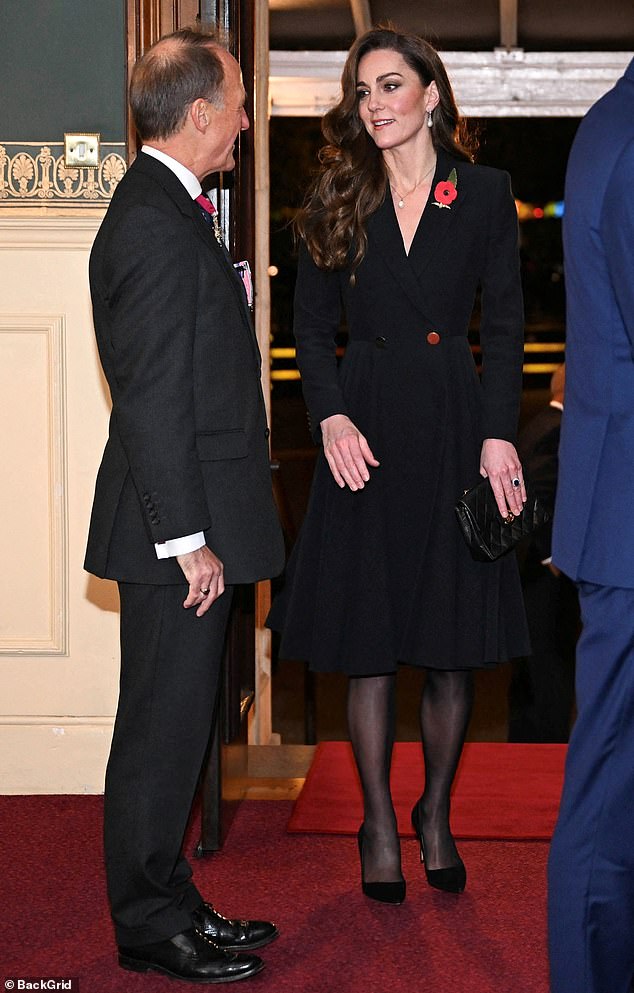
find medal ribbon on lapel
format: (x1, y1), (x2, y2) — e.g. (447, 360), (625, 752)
(195, 193), (223, 244)
(234, 260), (254, 309)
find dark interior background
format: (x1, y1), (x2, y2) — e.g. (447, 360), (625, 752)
(269, 0), (634, 52)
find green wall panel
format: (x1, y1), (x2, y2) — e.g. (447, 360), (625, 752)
(0, 0), (126, 142)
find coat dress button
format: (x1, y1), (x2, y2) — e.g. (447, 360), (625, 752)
(426, 331), (441, 345)
(264, 427), (270, 439)
(375, 336), (387, 349)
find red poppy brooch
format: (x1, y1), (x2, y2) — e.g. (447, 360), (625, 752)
(433, 168), (458, 209)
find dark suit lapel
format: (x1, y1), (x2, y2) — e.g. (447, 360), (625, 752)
(192, 206), (257, 335)
(369, 149), (469, 323)
(133, 154), (260, 365)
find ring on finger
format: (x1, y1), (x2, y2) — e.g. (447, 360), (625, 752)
(511, 477), (521, 488)
(200, 587), (211, 596)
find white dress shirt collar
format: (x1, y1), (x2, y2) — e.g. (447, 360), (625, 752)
(141, 145), (202, 200)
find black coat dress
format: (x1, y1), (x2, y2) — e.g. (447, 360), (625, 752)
(268, 150), (530, 675)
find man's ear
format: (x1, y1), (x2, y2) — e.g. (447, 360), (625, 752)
(191, 98), (210, 133)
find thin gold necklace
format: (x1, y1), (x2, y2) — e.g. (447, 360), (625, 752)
(390, 159), (437, 209)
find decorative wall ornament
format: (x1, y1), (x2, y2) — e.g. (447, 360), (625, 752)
(0, 142), (126, 207)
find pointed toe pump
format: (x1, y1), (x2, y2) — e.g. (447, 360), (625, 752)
(411, 805), (466, 894)
(357, 825), (406, 905)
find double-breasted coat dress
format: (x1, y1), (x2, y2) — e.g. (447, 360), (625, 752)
(268, 149), (530, 675)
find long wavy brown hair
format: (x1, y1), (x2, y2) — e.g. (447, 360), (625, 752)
(296, 27), (475, 271)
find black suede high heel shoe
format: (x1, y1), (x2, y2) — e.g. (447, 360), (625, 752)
(410, 805), (466, 894)
(357, 824), (406, 904)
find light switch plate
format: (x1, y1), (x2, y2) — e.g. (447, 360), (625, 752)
(64, 133), (100, 168)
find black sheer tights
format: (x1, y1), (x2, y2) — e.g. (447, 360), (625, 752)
(347, 668), (474, 881)
(347, 673), (402, 884)
(416, 668), (474, 869)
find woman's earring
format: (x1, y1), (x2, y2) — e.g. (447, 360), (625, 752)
(427, 110), (433, 128)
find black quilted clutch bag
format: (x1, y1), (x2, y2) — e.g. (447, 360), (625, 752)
(454, 477), (551, 562)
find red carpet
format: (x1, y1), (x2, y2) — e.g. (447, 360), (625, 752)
(1, 795), (550, 993)
(288, 741), (566, 839)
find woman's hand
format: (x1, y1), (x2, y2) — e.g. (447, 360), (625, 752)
(321, 413), (380, 490)
(480, 438), (526, 517)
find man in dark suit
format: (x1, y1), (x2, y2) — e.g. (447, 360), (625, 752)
(507, 364), (578, 743)
(548, 59), (634, 993)
(85, 29), (284, 984)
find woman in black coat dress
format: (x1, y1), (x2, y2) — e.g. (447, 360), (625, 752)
(268, 27), (530, 903)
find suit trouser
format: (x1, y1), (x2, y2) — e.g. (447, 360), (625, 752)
(548, 582), (634, 993)
(104, 581), (234, 947)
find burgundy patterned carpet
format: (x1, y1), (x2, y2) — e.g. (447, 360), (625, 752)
(2, 794), (550, 993)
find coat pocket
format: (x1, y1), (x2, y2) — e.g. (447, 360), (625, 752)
(196, 429), (248, 461)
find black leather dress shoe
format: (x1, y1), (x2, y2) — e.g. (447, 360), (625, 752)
(118, 927), (264, 983)
(192, 902), (278, 952)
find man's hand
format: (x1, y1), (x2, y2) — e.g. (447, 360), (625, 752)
(177, 545), (225, 616)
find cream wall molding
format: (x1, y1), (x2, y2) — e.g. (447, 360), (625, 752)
(0, 215), (105, 250)
(0, 314), (68, 655)
(1, 716), (113, 726)
(0, 212), (120, 792)
(270, 50), (634, 117)
(1, 719), (114, 794)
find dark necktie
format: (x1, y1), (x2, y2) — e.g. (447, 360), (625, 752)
(195, 193), (222, 244)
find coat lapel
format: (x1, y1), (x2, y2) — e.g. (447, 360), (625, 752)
(133, 154), (260, 366)
(408, 148), (469, 279)
(369, 149), (469, 324)
(367, 195), (425, 317)
(190, 200), (256, 335)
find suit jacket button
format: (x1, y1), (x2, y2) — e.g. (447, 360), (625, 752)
(426, 331), (441, 345)
(264, 428), (270, 439)
(375, 336), (387, 349)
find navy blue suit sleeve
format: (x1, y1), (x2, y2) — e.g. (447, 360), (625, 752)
(601, 136), (634, 355)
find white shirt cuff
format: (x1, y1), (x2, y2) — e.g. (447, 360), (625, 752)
(155, 532), (205, 559)
(541, 556), (553, 566)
